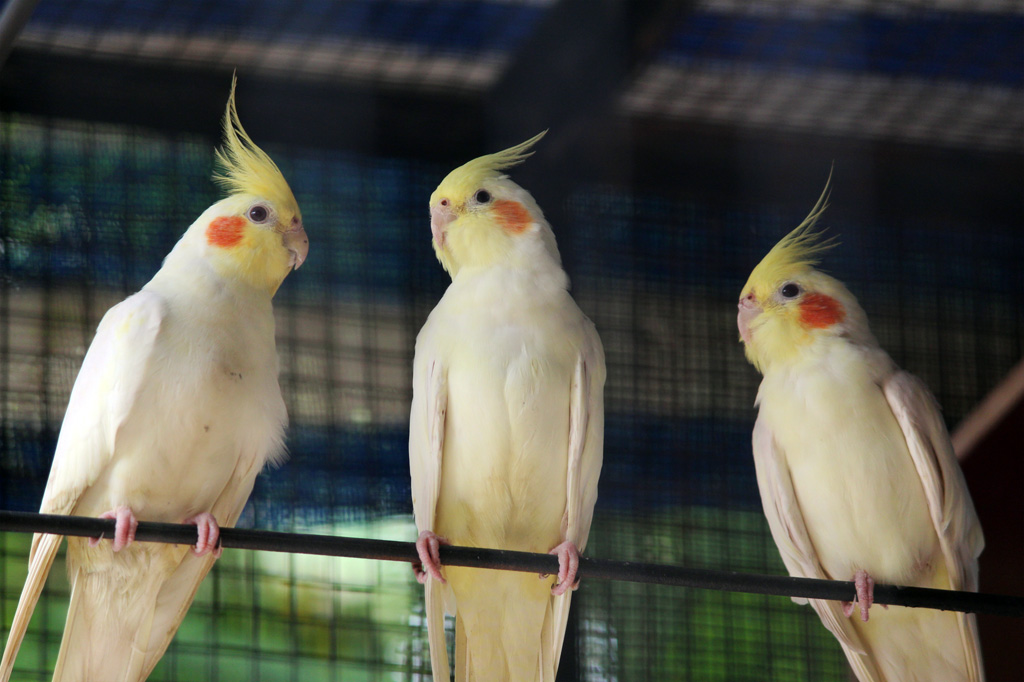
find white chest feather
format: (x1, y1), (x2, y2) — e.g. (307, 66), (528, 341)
(423, 269), (584, 550)
(76, 287), (286, 523)
(758, 352), (938, 584)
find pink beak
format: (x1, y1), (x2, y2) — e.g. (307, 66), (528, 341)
(737, 292), (760, 344)
(283, 217), (309, 270)
(430, 200), (457, 248)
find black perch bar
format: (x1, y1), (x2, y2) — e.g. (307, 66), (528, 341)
(1, 510), (1021, 618)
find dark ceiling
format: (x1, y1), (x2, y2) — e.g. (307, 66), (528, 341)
(0, 0), (1021, 226)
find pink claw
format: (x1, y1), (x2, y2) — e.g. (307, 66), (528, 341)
(842, 569), (876, 622)
(414, 530), (448, 585)
(546, 541), (580, 596)
(91, 506), (138, 552)
(185, 512), (222, 558)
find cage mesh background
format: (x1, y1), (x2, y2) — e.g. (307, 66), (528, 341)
(1, 1), (1023, 681)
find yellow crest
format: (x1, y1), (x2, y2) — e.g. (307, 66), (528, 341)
(430, 130), (547, 204)
(741, 172), (836, 297)
(213, 76), (300, 221)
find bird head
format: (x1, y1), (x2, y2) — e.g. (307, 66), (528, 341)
(193, 77), (308, 295)
(428, 131), (561, 278)
(737, 178), (870, 374)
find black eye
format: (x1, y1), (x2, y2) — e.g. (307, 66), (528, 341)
(474, 189), (491, 204)
(248, 205), (269, 223)
(781, 282), (801, 299)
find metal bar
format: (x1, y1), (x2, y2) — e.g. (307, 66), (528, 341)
(0, 0), (40, 71)
(1, 510), (1021, 617)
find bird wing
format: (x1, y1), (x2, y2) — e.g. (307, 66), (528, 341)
(882, 371), (984, 591)
(40, 291), (167, 517)
(751, 416), (882, 681)
(751, 417), (826, 595)
(883, 370), (985, 682)
(0, 292), (166, 682)
(549, 322), (605, 673)
(409, 357), (447, 538)
(408, 352), (450, 681)
(563, 322), (605, 553)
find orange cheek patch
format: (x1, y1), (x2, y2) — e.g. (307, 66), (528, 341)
(206, 216), (246, 248)
(799, 293), (846, 329)
(492, 199), (532, 234)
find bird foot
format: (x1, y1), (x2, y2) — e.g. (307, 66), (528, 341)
(185, 512), (222, 558)
(413, 530), (448, 585)
(91, 506), (138, 552)
(842, 569), (877, 622)
(545, 540), (580, 596)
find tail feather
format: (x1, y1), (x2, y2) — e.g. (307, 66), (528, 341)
(45, 538), (193, 682)
(807, 598), (882, 682)
(51, 562), (160, 682)
(851, 603), (982, 682)
(425, 579), (451, 681)
(138, 552), (218, 680)
(0, 533), (63, 682)
(450, 568), (554, 681)
(455, 612), (468, 682)
(959, 611), (985, 682)
(549, 591), (571, 676)
(835, 640), (885, 682)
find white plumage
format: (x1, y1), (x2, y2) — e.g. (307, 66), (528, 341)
(409, 133), (605, 681)
(738, 190), (984, 682)
(1, 81), (307, 682)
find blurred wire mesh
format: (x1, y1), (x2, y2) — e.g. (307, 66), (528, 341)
(1, 1), (1022, 681)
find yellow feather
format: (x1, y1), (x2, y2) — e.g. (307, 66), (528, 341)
(213, 76), (300, 222)
(430, 131), (547, 206)
(741, 170), (836, 301)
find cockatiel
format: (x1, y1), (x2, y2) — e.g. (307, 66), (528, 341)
(0, 79), (308, 682)
(737, 183), (985, 682)
(409, 132), (605, 681)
